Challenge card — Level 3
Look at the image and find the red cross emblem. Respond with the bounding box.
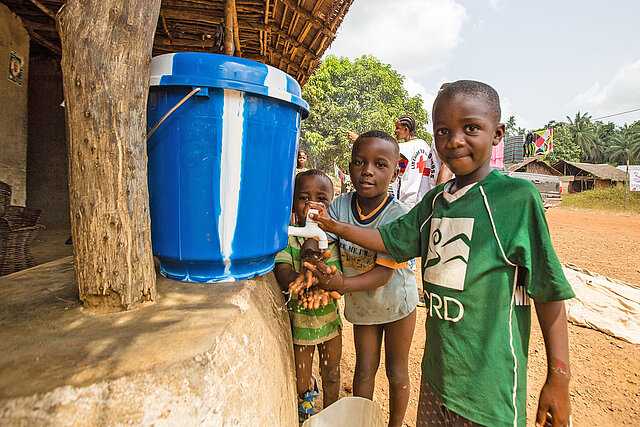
[416,155,428,174]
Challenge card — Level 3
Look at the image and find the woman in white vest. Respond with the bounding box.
[392,115,432,208]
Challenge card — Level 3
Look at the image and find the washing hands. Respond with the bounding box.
[288,229,344,309]
[289,249,343,309]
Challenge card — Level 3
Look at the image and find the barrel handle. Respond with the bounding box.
[147,87,202,140]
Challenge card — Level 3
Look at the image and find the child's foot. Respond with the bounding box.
[298,408,310,423]
[298,391,314,421]
[298,376,319,421]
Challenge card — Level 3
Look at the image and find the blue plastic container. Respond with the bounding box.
[147,53,309,282]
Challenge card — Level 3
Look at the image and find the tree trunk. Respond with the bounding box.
[57,0,161,312]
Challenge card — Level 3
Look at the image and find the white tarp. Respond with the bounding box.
[563,264,640,344]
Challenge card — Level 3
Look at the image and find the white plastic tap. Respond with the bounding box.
[287,207,328,250]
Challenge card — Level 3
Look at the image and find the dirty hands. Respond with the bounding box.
[288,250,342,310]
[297,286,342,310]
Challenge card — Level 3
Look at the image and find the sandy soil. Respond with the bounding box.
[325,208,640,426]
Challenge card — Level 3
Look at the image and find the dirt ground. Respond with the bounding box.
[327,208,640,426]
[28,209,640,425]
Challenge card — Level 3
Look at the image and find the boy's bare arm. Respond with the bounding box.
[274,263,299,292]
[300,261,393,293]
[341,264,393,292]
[534,300,572,427]
[310,209,388,254]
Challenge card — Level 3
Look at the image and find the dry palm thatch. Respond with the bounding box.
[2,0,354,84]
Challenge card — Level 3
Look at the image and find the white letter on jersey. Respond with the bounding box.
[444,296,464,322]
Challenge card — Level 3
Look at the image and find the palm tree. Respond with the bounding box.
[606,124,640,208]
[566,112,600,162]
[505,115,518,137]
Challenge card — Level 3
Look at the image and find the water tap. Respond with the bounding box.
[287,202,328,251]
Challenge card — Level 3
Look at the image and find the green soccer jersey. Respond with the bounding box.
[379,170,575,427]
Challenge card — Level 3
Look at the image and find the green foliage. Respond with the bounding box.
[299,55,429,172]
[566,112,601,162]
[562,187,640,214]
[543,121,580,164]
[605,124,640,167]
[504,115,526,137]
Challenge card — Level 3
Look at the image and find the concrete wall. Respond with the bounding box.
[27,57,70,228]
[0,262,298,425]
[0,4,29,206]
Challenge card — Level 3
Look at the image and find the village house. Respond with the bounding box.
[552,160,627,193]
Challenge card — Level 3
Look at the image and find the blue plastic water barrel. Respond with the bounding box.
[147,53,309,283]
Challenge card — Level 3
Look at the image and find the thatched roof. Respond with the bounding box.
[505,157,561,176]
[2,0,353,85]
[552,160,627,181]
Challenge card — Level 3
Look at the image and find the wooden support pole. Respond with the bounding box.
[29,0,57,21]
[232,0,241,56]
[224,0,236,55]
[24,27,61,56]
[57,0,161,312]
[160,11,173,43]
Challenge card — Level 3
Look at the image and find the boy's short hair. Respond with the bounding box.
[353,130,400,158]
[294,169,333,194]
[435,80,501,123]
[396,114,417,136]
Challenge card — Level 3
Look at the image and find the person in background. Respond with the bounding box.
[417,87,454,200]
[297,149,309,173]
[291,131,419,427]
[307,80,574,427]
[391,114,430,208]
[275,169,343,422]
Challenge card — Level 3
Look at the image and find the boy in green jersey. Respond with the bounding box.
[303,81,574,427]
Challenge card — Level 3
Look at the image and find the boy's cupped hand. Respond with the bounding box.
[302,260,345,293]
[288,263,341,310]
[297,287,342,310]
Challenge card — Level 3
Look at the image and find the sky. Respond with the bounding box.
[325,0,640,130]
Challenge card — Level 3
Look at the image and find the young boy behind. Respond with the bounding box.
[292,131,419,427]
[307,81,574,427]
[274,169,342,421]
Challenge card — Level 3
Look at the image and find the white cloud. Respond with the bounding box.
[569,59,640,124]
[488,0,502,11]
[326,0,468,78]
[472,19,485,32]
[404,76,437,120]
